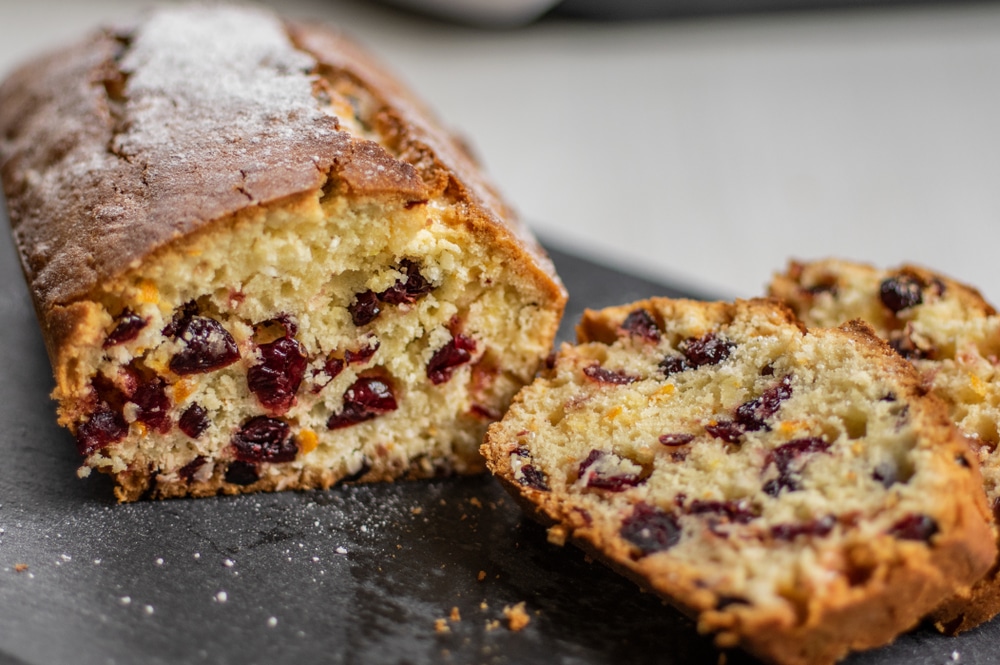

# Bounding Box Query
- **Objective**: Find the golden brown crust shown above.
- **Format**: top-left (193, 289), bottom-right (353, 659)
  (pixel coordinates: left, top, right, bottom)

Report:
top-left (484, 297), bottom-right (995, 665)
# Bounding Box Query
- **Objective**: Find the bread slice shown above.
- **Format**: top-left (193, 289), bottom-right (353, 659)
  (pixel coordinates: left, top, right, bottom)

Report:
top-left (0, 5), bottom-right (565, 501)
top-left (771, 259), bottom-right (1000, 633)
top-left (482, 298), bottom-right (995, 665)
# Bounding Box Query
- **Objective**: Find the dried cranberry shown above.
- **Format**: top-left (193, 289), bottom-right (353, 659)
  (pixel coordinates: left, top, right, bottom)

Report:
top-left (659, 355), bottom-right (691, 376)
top-left (103, 309), bottom-right (147, 348)
top-left (161, 301), bottom-right (199, 338)
top-left (379, 260), bottom-right (433, 305)
top-left (771, 515), bottom-right (836, 540)
top-left (427, 334), bottom-right (477, 385)
top-left (311, 356), bottom-right (346, 393)
top-left (178, 403), bottom-right (210, 439)
top-left (686, 499), bottom-right (756, 524)
top-left (75, 402), bottom-right (129, 455)
top-left (470, 404), bottom-right (502, 420)
top-left (705, 420), bottom-right (744, 444)
top-left (889, 330), bottom-right (932, 360)
top-left (248, 336), bottom-right (308, 413)
top-left (178, 456), bottom-right (206, 482)
top-left (231, 416), bottom-right (298, 464)
top-left (131, 377), bottom-right (171, 433)
top-left (735, 374), bottom-right (794, 431)
top-left (583, 363), bottom-right (638, 385)
top-left (681, 333), bottom-right (734, 367)
top-left (519, 465), bottom-right (549, 491)
top-left (888, 514), bottom-right (938, 541)
top-left (225, 461), bottom-right (259, 486)
top-left (404, 199), bottom-right (428, 209)
top-left (659, 433), bottom-right (695, 446)
top-left (879, 274), bottom-right (923, 313)
top-left (345, 339), bottom-right (380, 365)
top-left (327, 377), bottom-right (398, 429)
top-left (620, 309), bottom-right (661, 342)
top-left (168, 315), bottom-right (239, 375)
top-left (620, 503), bottom-right (682, 555)
top-left (763, 437), bottom-right (831, 496)
top-left (349, 290), bottom-right (381, 326)
top-left (577, 450), bottom-right (644, 491)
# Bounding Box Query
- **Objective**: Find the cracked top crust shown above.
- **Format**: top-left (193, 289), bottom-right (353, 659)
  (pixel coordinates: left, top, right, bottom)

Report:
top-left (0, 5), bottom-right (561, 319)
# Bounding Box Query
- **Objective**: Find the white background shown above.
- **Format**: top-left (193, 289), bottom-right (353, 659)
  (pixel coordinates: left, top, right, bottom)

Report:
top-left (2, 0), bottom-right (998, 303)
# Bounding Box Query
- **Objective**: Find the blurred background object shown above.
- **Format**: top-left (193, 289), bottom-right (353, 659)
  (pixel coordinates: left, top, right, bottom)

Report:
top-left (1, 0), bottom-right (998, 304)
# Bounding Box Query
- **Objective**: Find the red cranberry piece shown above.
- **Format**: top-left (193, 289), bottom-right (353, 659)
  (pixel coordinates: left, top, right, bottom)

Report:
top-left (178, 456), bottom-right (207, 482)
top-left (75, 402), bottom-right (129, 455)
top-left (404, 199), bottom-right (428, 209)
top-left (889, 329), bottom-right (933, 360)
top-left (168, 316), bottom-right (240, 375)
top-left (577, 450), bottom-right (644, 491)
top-left (131, 377), bottom-right (171, 433)
top-left (583, 363), bottom-right (638, 385)
top-left (427, 334), bottom-right (477, 385)
top-left (880, 274), bottom-right (923, 313)
top-left (248, 336), bottom-right (308, 413)
top-left (327, 377), bottom-right (398, 429)
top-left (659, 433), bottom-right (695, 446)
top-left (620, 503), bottom-right (682, 555)
top-left (771, 515), bottom-right (836, 540)
top-left (470, 404), bottom-right (502, 420)
top-left (620, 309), bottom-right (661, 342)
top-left (379, 260), bottom-right (433, 305)
top-left (311, 356), bottom-right (346, 393)
top-left (686, 499), bottom-right (756, 524)
top-left (161, 301), bottom-right (199, 338)
top-left (705, 420), bottom-right (744, 444)
top-left (887, 514), bottom-right (938, 541)
top-left (349, 290), bottom-right (381, 326)
top-left (763, 437), bottom-right (831, 496)
top-left (681, 333), bottom-right (734, 367)
top-left (178, 403), bottom-right (210, 439)
top-left (225, 461), bottom-right (259, 486)
top-left (231, 416), bottom-right (298, 463)
top-left (519, 464), bottom-right (549, 491)
top-left (103, 309), bottom-right (147, 348)
top-left (345, 339), bottom-right (380, 365)
top-left (735, 374), bottom-right (793, 431)
top-left (659, 355), bottom-right (691, 376)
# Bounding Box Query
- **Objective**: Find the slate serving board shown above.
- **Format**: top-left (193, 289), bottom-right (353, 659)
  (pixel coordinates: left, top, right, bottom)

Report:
top-left (0, 220), bottom-right (995, 665)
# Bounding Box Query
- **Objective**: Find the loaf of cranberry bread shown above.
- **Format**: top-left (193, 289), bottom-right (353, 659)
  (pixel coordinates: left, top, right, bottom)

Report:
top-left (482, 298), bottom-right (995, 665)
top-left (770, 259), bottom-right (1000, 633)
top-left (0, 5), bottom-right (566, 501)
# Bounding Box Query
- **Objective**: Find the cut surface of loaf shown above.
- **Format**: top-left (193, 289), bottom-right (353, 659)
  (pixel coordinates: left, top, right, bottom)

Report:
top-left (482, 298), bottom-right (995, 665)
top-left (770, 259), bottom-right (1000, 633)
top-left (0, 5), bottom-right (565, 501)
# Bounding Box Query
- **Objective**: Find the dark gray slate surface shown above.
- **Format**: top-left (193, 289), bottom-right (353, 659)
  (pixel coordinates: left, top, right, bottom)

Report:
top-left (0, 218), bottom-right (995, 664)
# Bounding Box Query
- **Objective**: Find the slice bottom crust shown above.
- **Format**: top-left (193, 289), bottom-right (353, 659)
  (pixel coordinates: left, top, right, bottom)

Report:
top-left (483, 298), bottom-right (995, 665)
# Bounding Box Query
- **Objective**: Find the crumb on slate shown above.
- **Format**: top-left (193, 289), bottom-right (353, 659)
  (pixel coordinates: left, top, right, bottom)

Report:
top-left (503, 602), bottom-right (530, 632)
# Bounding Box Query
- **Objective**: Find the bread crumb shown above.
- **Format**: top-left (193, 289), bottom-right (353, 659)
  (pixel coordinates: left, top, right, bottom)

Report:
top-left (411, 507), bottom-right (422, 515)
top-left (547, 525), bottom-right (568, 546)
top-left (13, 563), bottom-right (28, 573)
top-left (480, 601), bottom-right (488, 610)
top-left (485, 619), bottom-right (501, 631)
top-left (503, 602), bottom-right (530, 632)
top-left (434, 618), bottom-right (451, 633)
top-left (469, 497), bottom-right (482, 508)
top-left (477, 570), bottom-right (486, 582)
top-left (449, 606), bottom-right (461, 622)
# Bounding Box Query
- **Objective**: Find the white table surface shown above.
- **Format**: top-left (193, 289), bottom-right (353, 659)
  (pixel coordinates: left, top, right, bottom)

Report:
top-left (2, 0), bottom-right (998, 303)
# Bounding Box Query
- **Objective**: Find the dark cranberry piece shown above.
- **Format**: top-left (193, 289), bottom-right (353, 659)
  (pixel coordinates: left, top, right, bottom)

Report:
top-left (470, 404), bottom-right (502, 420)
top-left (514, 444), bottom-right (531, 457)
top-left (248, 336), bottom-right (308, 413)
top-left (349, 290), bottom-right (381, 326)
top-left (705, 420), bottom-right (744, 444)
top-left (103, 309), bottom-right (147, 348)
top-left (686, 499), bottom-right (756, 524)
top-left (178, 456), bottom-right (206, 482)
top-left (681, 333), bottom-right (734, 368)
top-left (427, 334), bottom-right (477, 385)
top-left (519, 465), bottom-right (549, 491)
top-left (178, 403), bottom-right (210, 439)
top-left (231, 416), bottom-right (298, 464)
top-left (168, 316), bottom-right (240, 375)
top-left (345, 339), bottom-right (380, 365)
top-left (992, 497), bottom-right (1000, 525)
top-left (763, 437), bottom-right (831, 496)
top-left (311, 356), bottom-right (346, 393)
top-left (327, 377), bottom-right (398, 429)
top-left (577, 450), bottom-right (644, 491)
top-left (131, 377), bottom-right (171, 433)
top-left (659, 355), bottom-right (691, 376)
top-left (404, 199), bottom-right (428, 209)
top-left (888, 514), bottom-right (938, 541)
top-left (620, 309), bottom-right (661, 342)
top-left (879, 274), bottom-right (923, 313)
top-left (659, 433), bottom-right (695, 446)
top-left (889, 330), bottom-right (932, 360)
top-left (583, 363), bottom-right (638, 385)
top-left (75, 402), bottom-right (129, 455)
top-left (620, 503), bottom-right (682, 556)
top-left (771, 515), bottom-right (836, 540)
top-left (379, 260), bottom-right (433, 305)
top-left (161, 301), bottom-right (199, 338)
top-left (225, 461), bottom-right (259, 486)
top-left (735, 374), bottom-right (794, 431)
